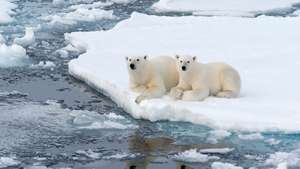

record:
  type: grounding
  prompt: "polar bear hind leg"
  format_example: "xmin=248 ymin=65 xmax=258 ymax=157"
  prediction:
xmin=217 ymin=68 xmax=241 ymax=98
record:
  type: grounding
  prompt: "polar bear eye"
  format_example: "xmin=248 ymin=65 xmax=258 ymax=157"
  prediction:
xmin=187 ymin=61 xmax=190 ymax=64
xmin=180 ymin=60 xmax=183 ymax=63
xmin=136 ymin=59 xmax=140 ymax=62
xmin=129 ymin=59 xmax=132 ymax=62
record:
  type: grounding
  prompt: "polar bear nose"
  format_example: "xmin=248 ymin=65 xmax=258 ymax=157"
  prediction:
xmin=130 ymin=63 xmax=136 ymax=70
xmin=181 ymin=66 xmax=186 ymax=71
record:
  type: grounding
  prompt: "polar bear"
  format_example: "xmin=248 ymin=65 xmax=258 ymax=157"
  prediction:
xmin=170 ymin=55 xmax=241 ymax=101
xmin=126 ymin=55 xmax=179 ymax=104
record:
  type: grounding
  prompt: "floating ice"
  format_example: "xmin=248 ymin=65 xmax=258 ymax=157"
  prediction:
xmin=103 ymin=152 xmax=137 ymax=160
xmin=151 ymin=0 xmax=300 ymax=17
xmin=265 ymin=138 xmax=281 ymax=145
xmin=14 ymin=27 xmax=35 ymax=48
xmin=0 ymin=157 xmax=20 ymax=168
xmin=0 ymin=0 xmax=17 ymax=24
xmin=43 ymin=8 xmax=116 ymax=25
xmin=30 ymin=61 xmax=56 ymax=68
xmin=0 ymin=34 xmax=5 ymax=44
xmin=200 ymin=148 xmax=234 ymax=154
xmin=0 ymin=43 xmax=28 ymax=67
xmin=265 ymin=149 xmax=300 ymax=168
xmin=211 ymin=162 xmax=243 ymax=169
xmin=173 ymin=149 xmax=219 ymax=163
xmin=68 ymin=13 xmax=300 ymax=132
xmin=207 ymin=130 xmax=232 ymax=144
xmin=75 ymin=149 xmax=101 ymax=159
xmin=69 ymin=1 xmax=113 ymax=10
xmin=238 ymin=133 xmax=264 ymax=141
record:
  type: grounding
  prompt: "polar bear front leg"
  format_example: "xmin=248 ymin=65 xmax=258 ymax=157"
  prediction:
xmin=182 ymin=87 xmax=209 ymax=101
xmin=169 ymin=78 xmax=190 ymax=100
xmin=131 ymin=85 xmax=147 ymax=93
xmin=135 ymin=79 xmax=166 ymax=104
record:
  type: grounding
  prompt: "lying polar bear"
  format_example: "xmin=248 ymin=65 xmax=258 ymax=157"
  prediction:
xmin=170 ymin=55 xmax=241 ymax=101
xmin=126 ymin=55 xmax=179 ymax=104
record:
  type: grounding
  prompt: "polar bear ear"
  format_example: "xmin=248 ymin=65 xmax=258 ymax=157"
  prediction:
xmin=125 ymin=56 xmax=129 ymax=61
xmin=144 ymin=55 xmax=148 ymax=60
xmin=175 ymin=55 xmax=180 ymax=59
xmin=192 ymin=56 xmax=197 ymax=61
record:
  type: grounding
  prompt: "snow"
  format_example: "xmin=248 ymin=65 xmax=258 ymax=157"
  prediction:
xmin=173 ymin=149 xmax=219 ymax=163
xmin=0 ymin=0 xmax=17 ymax=24
xmin=68 ymin=12 xmax=300 ymax=132
xmin=14 ymin=27 xmax=35 ymax=48
xmin=42 ymin=8 xmax=116 ymax=25
xmin=199 ymin=148 xmax=234 ymax=154
xmin=211 ymin=162 xmax=243 ymax=169
xmin=238 ymin=133 xmax=264 ymax=141
xmin=265 ymin=149 xmax=300 ymax=168
xmin=0 ymin=157 xmax=20 ymax=168
xmin=0 ymin=43 xmax=28 ymax=67
xmin=152 ymin=0 xmax=300 ymax=17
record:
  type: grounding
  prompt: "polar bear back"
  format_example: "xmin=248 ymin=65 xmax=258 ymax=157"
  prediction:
xmin=151 ymin=56 xmax=179 ymax=91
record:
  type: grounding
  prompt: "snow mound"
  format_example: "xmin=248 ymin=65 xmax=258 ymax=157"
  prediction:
xmin=0 ymin=43 xmax=28 ymax=67
xmin=152 ymin=0 xmax=300 ymax=17
xmin=14 ymin=27 xmax=35 ymax=48
xmin=173 ymin=149 xmax=219 ymax=163
xmin=0 ymin=0 xmax=17 ymax=24
xmin=211 ymin=162 xmax=243 ymax=169
xmin=207 ymin=130 xmax=232 ymax=144
xmin=68 ymin=13 xmax=300 ymax=132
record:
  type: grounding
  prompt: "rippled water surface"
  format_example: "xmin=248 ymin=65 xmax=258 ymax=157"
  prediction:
xmin=0 ymin=0 xmax=300 ymax=169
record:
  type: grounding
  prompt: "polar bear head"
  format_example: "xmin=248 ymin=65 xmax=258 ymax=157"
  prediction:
xmin=125 ymin=55 xmax=148 ymax=72
xmin=175 ymin=55 xmax=197 ymax=72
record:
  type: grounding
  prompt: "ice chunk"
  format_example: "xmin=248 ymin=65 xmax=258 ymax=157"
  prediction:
xmin=207 ymin=130 xmax=231 ymax=144
xmin=109 ymin=0 xmax=135 ymax=4
xmin=211 ymin=162 xmax=243 ymax=169
xmin=200 ymin=148 xmax=234 ymax=154
xmin=69 ymin=1 xmax=113 ymax=10
xmin=265 ymin=138 xmax=281 ymax=145
xmin=14 ymin=27 xmax=35 ymax=48
xmin=238 ymin=133 xmax=264 ymax=141
xmin=52 ymin=0 xmax=65 ymax=7
xmin=43 ymin=8 xmax=116 ymax=25
xmin=68 ymin=13 xmax=300 ymax=132
xmin=152 ymin=0 xmax=300 ymax=17
xmin=103 ymin=152 xmax=137 ymax=159
xmin=0 ymin=0 xmax=17 ymax=24
xmin=0 ymin=43 xmax=28 ymax=67
xmin=75 ymin=149 xmax=101 ymax=159
xmin=79 ymin=120 xmax=138 ymax=129
xmin=30 ymin=61 xmax=56 ymax=68
xmin=173 ymin=149 xmax=219 ymax=163
xmin=0 ymin=157 xmax=20 ymax=168
xmin=265 ymin=149 xmax=300 ymax=168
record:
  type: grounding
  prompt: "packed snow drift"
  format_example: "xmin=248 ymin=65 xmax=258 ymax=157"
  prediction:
xmin=68 ymin=13 xmax=300 ymax=132
xmin=152 ymin=0 xmax=300 ymax=17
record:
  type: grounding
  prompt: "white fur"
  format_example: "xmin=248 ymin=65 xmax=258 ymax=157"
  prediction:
xmin=170 ymin=55 xmax=241 ymax=101
xmin=126 ymin=55 xmax=179 ymax=103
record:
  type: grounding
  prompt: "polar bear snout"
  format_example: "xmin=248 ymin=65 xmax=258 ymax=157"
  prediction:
xmin=130 ymin=63 xmax=136 ymax=70
xmin=181 ymin=66 xmax=187 ymax=71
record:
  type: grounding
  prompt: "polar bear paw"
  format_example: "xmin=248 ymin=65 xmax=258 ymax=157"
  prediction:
xmin=135 ymin=94 xmax=147 ymax=104
xmin=169 ymin=87 xmax=184 ymax=100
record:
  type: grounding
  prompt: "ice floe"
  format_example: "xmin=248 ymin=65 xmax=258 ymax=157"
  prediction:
xmin=42 ymin=8 xmax=116 ymax=25
xmin=207 ymin=130 xmax=232 ymax=144
xmin=30 ymin=61 xmax=56 ymax=69
xmin=0 ymin=43 xmax=28 ymax=67
xmin=68 ymin=13 xmax=300 ymax=132
xmin=173 ymin=149 xmax=219 ymax=163
xmin=152 ymin=0 xmax=300 ymax=17
xmin=265 ymin=148 xmax=300 ymax=168
xmin=199 ymin=148 xmax=234 ymax=154
xmin=14 ymin=27 xmax=35 ymax=48
xmin=0 ymin=157 xmax=20 ymax=168
xmin=238 ymin=133 xmax=264 ymax=141
xmin=211 ymin=162 xmax=243 ymax=169
xmin=0 ymin=0 xmax=17 ymax=24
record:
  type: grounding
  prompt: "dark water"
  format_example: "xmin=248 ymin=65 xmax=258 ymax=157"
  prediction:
xmin=0 ymin=0 xmax=300 ymax=169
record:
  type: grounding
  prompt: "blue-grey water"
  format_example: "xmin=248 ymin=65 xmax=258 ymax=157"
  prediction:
xmin=0 ymin=0 xmax=300 ymax=169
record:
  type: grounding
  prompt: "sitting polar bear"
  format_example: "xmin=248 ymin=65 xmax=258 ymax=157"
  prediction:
xmin=126 ymin=55 xmax=179 ymax=104
xmin=170 ymin=55 xmax=241 ymax=101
